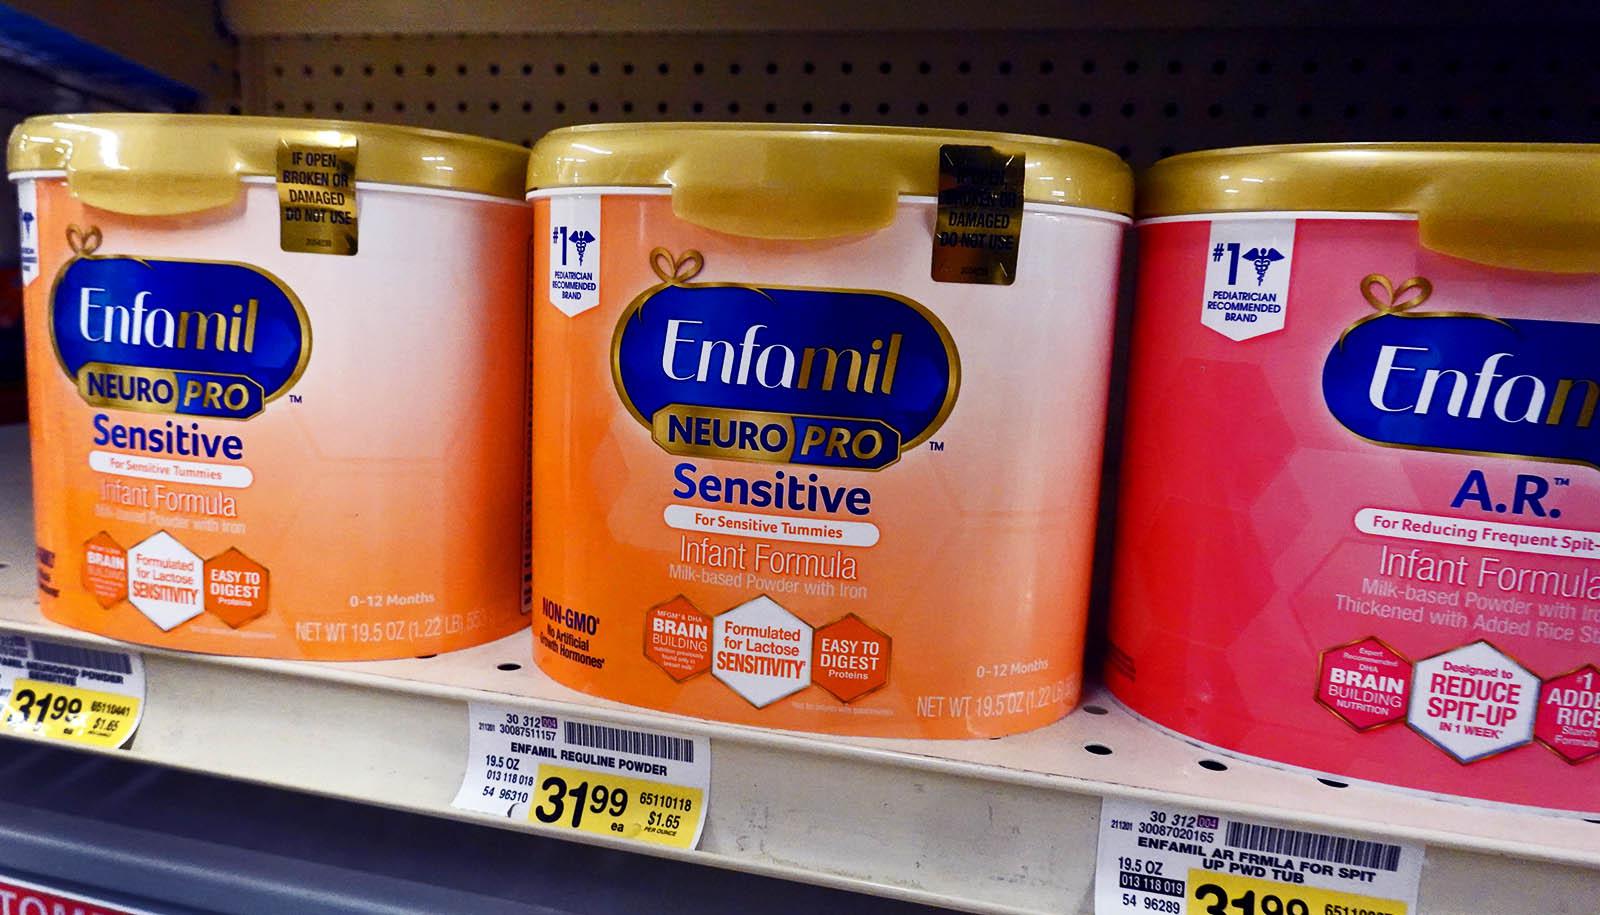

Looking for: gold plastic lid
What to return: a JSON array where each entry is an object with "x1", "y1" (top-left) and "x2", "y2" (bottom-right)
[
  {"x1": 1141, "y1": 143, "x2": 1600, "y2": 273},
  {"x1": 527, "y1": 122, "x2": 1132, "y2": 239},
  {"x1": 7, "y1": 113, "x2": 529, "y2": 216}
]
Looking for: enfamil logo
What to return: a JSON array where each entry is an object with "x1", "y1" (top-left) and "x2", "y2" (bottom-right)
[
  {"x1": 51, "y1": 226, "x2": 311, "y2": 420},
  {"x1": 613, "y1": 249, "x2": 960, "y2": 471},
  {"x1": 1324, "y1": 273, "x2": 1600, "y2": 469}
]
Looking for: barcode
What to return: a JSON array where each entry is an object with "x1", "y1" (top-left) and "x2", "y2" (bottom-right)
[
  {"x1": 31, "y1": 642, "x2": 133, "y2": 675},
  {"x1": 1225, "y1": 821, "x2": 1401, "y2": 872},
  {"x1": 564, "y1": 721, "x2": 694, "y2": 763}
]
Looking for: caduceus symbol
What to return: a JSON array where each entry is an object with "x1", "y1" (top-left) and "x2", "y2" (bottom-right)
[
  {"x1": 1242, "y1": 246, "x2": 1284, "y2": 286},
  {"x1": 569, "y1": 229, "x2": 596, "y2": 265}
]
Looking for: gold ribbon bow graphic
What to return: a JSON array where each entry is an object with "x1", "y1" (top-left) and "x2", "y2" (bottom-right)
[
  {"x1": 649, "y1": 248, "x2": 704, "y2": 285},
  {"x1": 66, "y1": 224, "x2": 102, "y2": 257},
  {"x1": 1339, "y1": 273, "x2": 1506, "y2": 346}
]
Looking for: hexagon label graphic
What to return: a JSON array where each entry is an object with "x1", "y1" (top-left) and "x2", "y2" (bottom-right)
[
  {"x1": 1408, "y1": 640, "x2": 1538, "y2": 763},
  {"x1": 644, "y1": 596, "x2": 712, "y2": 681},
  {"x1": 1316, "y1": 636, "x2": 1410, "y2": 731},
  {"x1": 1535, "y1": 665, "x2": 1600, "y2": 764},
  {"x1": 812, "y1": 614, "x2": 891, "y2": 703},
  {"x1": 711, "y1": 596, "x2": 812, "y2": 708},
  {"x1": 126, "y1": 531, "x2": 204, "y2": 631},
  {"x1": 81, "y1": 531, "x2": 128, "y2": 609},
  {"x1": 204, "y1": 547, "x2": 271, "y2": 628}
]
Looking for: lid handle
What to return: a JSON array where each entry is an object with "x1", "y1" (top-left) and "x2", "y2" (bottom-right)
[
  {"x1": 1418, "y1": 163, "x2": 1600, "y2": 274},
  {"x1": 666, "y1": 136, "x2": 908, "y2": 240}
]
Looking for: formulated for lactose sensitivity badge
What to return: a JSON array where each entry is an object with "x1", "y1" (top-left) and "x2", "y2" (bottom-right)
[
  {"x1": 527, "y1": 123, "x2": 1131, "y2": 738},
  {"x1": 1111, "y1": 143, "x2": 1600, "y2": 812},
  {"x1": 9, "y1": 114, "x2": 532, "y2": 659}
]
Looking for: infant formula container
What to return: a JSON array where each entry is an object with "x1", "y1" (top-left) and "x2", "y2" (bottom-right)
[
  {"x1": 8, "y1": 114, "x2": 532, "y2": 659},
  {"x1": 528, "y1": 123, "x2": 1131, "y2": 737},
  {"x1": 1112, "y1": 143, "x2": 1600, "y2": 812}
]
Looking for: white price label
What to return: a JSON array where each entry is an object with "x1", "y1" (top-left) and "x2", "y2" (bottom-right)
[
  {"x1": 1095, "y1": 798, "x2": 1423, "y2": 915},
  {"x1": 0, "y1": 635, "x2": 144, "y2": 749},
  {"x1": 452, "y1": 702, "x2": 709, "y2": 849}
]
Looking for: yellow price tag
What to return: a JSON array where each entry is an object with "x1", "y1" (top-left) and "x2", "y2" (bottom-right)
[
  {"x1": 1189, "y1": 869, "x2": 1407, "y2": 915},
  {"x1": 3, "y1": 679, "x2": 142, "y2": 748},
  {"x1": 527, "y1": 763, "x2": 703, "y2": 849}
]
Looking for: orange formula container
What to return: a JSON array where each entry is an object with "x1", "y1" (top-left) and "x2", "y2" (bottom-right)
[
  {"x1": 528, "y1": 124, "x2": 1131, "y2": 737},
  {"x1": 8, "y1": 115, "x2": 532, "y2": 659}
]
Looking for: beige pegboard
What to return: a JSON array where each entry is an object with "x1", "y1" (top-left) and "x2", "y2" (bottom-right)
[{"x1": 241, "y1": 27, "x2": 1600, "y2": 165}]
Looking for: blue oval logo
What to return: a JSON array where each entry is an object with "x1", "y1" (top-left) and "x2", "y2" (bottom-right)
[
  {"x1": 52, "y1": 249, "x2": 311, "y2": 420},
  {"x1": 613, "y1": 252, "x2": 959, "y2": 471},
  {"x1": 1324, "y1": 275, "x2": 1597, "y2": 471}
]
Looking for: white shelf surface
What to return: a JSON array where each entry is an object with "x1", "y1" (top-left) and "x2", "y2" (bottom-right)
[{"x1": 1, "y1": 422, "x2": 1598, "y2": 914}]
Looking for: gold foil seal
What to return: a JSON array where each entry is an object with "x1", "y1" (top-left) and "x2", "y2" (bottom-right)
[
  {"x1": 932, "y1": 145, "x2": 1024, "y2": 285},
  {"x1": 277, "y1": 135, "x2": 358, "y2": 255}
]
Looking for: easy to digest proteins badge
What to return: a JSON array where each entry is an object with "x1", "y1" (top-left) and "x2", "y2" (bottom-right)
[
  {"x1": 13, "y1": 114, "x2": 534, "y2": 661},
  {"x1": 530, "y1": 164, "x2": 1127, "y2": 737}
]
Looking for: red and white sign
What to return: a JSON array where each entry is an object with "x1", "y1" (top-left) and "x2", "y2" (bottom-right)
[{"x1": 0, "y1": 874, "x2": 157, "y2": 915}]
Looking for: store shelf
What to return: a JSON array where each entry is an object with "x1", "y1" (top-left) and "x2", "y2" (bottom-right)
[{"x1": 1, "y1": 421, "x2": 1598, "y2": 914}]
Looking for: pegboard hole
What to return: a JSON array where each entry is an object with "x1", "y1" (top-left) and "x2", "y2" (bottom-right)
[
  {"x1": 1039, "y1": 59, "x2": 1054, "y2": 74},
  {"x1": 424, "y1": 101, "x2": 437, "y2": 113},
  {"x1": 622, "y1": 101, "x2": 634, "y2": 113},
  {"x1": 765, "y1": 102, "x2": 777, "y2": 114},
  {"x1": 877, "y1": 102, "x2": 890, "y2": 115},
  {"x1": 1211, "y1": 59, "x2": 1226, "y2": 75},
  {"x1": 522, "y1": 64, "x2": 533, "y2": 76},
  {"x1": 1036, "y1": 102, "x2": 1050, "y2": 116},
  {"x1": 658, "y1": 62, "x2": 669, "y2": 75},
  {"x1": 1254, "y1": 59, "x2": 1272, "y2": 75},
  {"x1": 623, "y1": 62, "x2": 635, "y2": 75},
  {"x1": 839, "y1": 102, "x2": 853, "y2": 114},
  {"x1": 1082, "y1": 59, "x2": 1097, "y2": 74},
  {"x1": 915, "y1": 102, "x2": 929, "y2": 115},
  {"x1": 1078, "y1": 102, "x2": 1093, "y2": 117},
  {"x1": 1163, "y1": 101, "x2": 1179, "y2": 117},
  {"x1": 841, "y1": 61, "x2": 854, "y2": 74},
  {"x1": 802, "y1": 101, "x2": 814, "y2": 114},
  {"x1": 393, "y1": 64, "x2": 405, "y2": 76},
  {"x1": 1084, "y1": 743, "x2": 1114, "y2": 756},
  {"x1": 1317, "y1": 778, "x2": 1349, "y2": 789},
  {"x1": 1207, "y1": 103, "x2": 1223, "y2": 118},
  {"x1": 488, "y1": 63, "x2": 500, "y2": 76},
  {"x1": 1120, "y1": 102, "x2": 1136, "y2": 117},
  {"x1": 693, "y1": 101, "x2": 705, "y2": 113},
  {"x1": 332, "y1": 64, "x2": 344, "y2": 77},
  {"x1": 998, "y1": 60, "x2": 1012, "y2": 75},
  {"x1": 424, "y1": 63, "x2": 436, "y2": 76},
  {"x1": 766, "y1": 61, "x2": 778, "y2": 75},
  {"x1": 1123, "y1": 60, "x2": 1138, "y2": 74},
  {"x1": 955, "y1": 101, "x2": 969, "y2": 116},
  {"x1": 919, "y1": 61, "x2": 932, "y2": 74},
  {"x1": 1198, "y1": 759, "x2": 1228, "y2": 772},
  {"x1": 522, "y1": 101, "x2": 532, "y2": 113},
  {"x1": 803, "y1": 61, "x2": 815, "y2": 74},
  {"x1": 729, "y1": 62, "x2": 742, "y2": 75},
  {"x1": 456, "y1": 63, "x2": 468, "y2": 75},
  {"x1": 497, "y1": 662, "x2": 522, "y2": 671},
  {"x1": 589, "y1": 101, "x2": 601, "y2": 113},
  {"x1": 879, "y1": 61, "x2": 892, "y2": 74},
  {"x1": 1082, "y1": 704, "x2": 1109, "y2": 715},
  {"x1": 693, "y1": 62, "x2": 705, "y2": 75},
  {"x1": 996, "y1": 102, "x2": 1009, "y2": 115},
  {"x1": 361, "y1": 64, "x2": 373, "y2": 77},
  {"x1": 555, "y1": 63, "x2": 566, "y2": 75},
  {"x1": 728, "y1": 101, "x2": 741, "y2": 113},
  {"x1": 554, "y1": 101, "x2": 566, "y2": 113},
  {"x1": 588, "y1": 61, "x2": 601, "y2": 75},
  {"x1": 958, "y1": 60, "x2": 972, "y2": 74}
]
